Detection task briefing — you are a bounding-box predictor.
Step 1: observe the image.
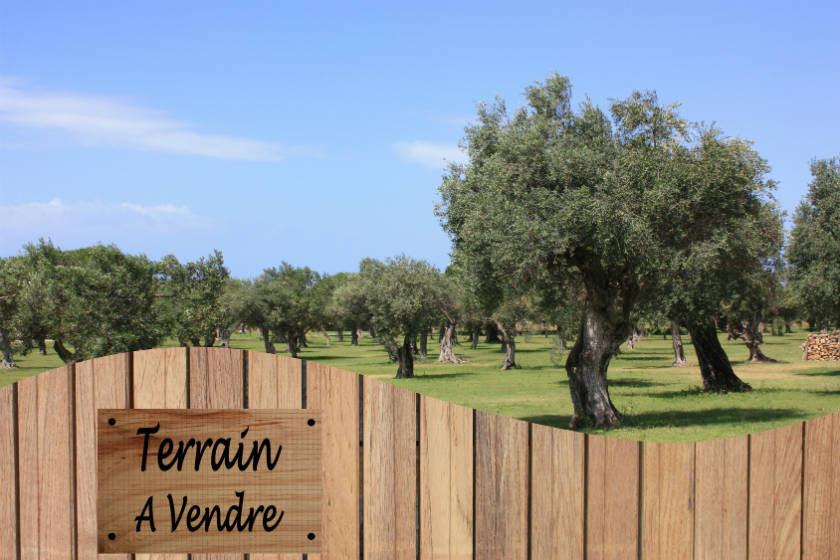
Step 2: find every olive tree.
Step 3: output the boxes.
[438,74,776,427]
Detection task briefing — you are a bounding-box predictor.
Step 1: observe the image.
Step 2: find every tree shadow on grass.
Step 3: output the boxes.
[608,377,664,388]
[411,371,478,380]
[647,387,796,398]
[797,368,840,377]
[523,407,802,431]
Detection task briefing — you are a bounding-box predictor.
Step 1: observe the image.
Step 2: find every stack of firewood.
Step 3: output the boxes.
[801,331,840,360]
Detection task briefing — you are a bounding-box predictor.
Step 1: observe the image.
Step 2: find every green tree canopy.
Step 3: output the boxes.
[438,73,776,427]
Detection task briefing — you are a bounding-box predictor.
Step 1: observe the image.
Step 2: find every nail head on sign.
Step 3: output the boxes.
[108,533,116,541]
[307,419,315,426]
[108,418,116,426]
[307,533,316,540]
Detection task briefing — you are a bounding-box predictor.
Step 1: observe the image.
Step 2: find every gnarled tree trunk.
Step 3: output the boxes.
[336,328,344,342]
[0,329,18,368]
[556,326,567,351]
[565,308,625,429]
[350,325,359,346]
[494,320,516,370]
[53,339,76,364]
[419,329,428,358]
[471,325,480,350]
[396,334,414,378]
[727,320,775,363]
[259,327,275,354]
[37,338,47,355]
[439,319,466,364]
[670,321,688,366]
[689,320,752,391]
[321,327,332,346]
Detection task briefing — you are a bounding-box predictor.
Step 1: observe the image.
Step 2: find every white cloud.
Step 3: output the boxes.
[0,199,214,254]
[393,140,466,169]
[0,81,316,161]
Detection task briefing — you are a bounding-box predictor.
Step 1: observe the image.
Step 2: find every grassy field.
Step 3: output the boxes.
[3,328,839,442]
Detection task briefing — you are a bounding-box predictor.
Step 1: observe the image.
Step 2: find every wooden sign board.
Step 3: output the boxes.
[97,409,322,553]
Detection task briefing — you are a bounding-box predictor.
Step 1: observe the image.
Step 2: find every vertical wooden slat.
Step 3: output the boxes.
[75,352,130,560]
[695,435,748,559]
[420,396,473,559]
[642,441,695,559]
[363,380,416,559]
[803,412,840,559]
[248,352,304,560]
[474,410,528,559]
[587,435,638,560]
[189,347,245,560]
[306,362,360,560]
[530,424,584,559]
[17,367,75,559]
[0,384,18,558]
[133,347,188,560]
[749,423,802,559]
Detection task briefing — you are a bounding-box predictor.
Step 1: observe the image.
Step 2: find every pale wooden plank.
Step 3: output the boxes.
[133,348,188,560]
[363,379,416,559]
[134,347,187,409]
[749,424,802,559]
[16,375,39,559]
[74,353,130,560]
[306,362,359,560]
[474,410,528,559]
[18,366,75,559]
[587,435,638,560]
[189,347,245,560]
[803,413,836,559]
[642,441,694,559]
[420,396,473,559]
[530,423,584,560]
[0,384,18,558]
[248,351,303,560]
[695,436,748,560]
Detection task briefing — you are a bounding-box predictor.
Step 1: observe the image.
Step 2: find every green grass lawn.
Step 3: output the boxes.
[3,328,839,442]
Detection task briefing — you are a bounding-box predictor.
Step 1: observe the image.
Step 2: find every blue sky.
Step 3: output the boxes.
[1,1,838,278]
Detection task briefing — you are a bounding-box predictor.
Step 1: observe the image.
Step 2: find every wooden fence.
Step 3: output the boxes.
[0,347,838,559]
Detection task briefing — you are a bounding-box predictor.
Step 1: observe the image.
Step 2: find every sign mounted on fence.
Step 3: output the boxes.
[97,409,322,554]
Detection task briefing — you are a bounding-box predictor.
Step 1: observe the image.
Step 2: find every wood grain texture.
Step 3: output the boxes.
[75,352,131,560]
[420,396,473,560]
[474,410,528,559]
[803,412,840,559]
[0,384,17,559]
[695,436,748,560]
[530,423,584,560]
[587,435,639,560]
[17,366,75,560]
[749,423,802,559]
[363,380,416,559]
[189,348,245,560]
[642,441,694,559]
[248,352,304,560]
[134,347,188,560]
[97,409,321,554]
[134,347,187,409]
[305,362,359,560]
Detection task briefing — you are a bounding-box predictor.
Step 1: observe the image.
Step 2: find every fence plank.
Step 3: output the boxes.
[749,423,802,559]
[364,379,416,559]
[695,436,748,559]
[0,384,18,558]
[587,435,638,560]
[530,424,584,560]
[306,362,360,560]
[17,367,75,559]
[75,353,131,560]
[475,410,528,559]
[248,352,304,560]
[420,396,473,559]
[642,441,694,559]
[803,412,840,559]
[133,347,189,560]
[189,347,245,560]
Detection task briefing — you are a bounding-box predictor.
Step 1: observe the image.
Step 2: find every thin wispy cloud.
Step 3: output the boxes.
[1,199,215,254]
[0,81,317,161]
[393,140,466,169]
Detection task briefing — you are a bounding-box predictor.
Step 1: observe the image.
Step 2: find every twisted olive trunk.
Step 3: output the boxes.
[439,319,466,364]
[0,329,18,368]
[671,321,688,366]
[396,334,414,378]
[689,320,752,391]
[494,319,516,370]
[727,320,775,363]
